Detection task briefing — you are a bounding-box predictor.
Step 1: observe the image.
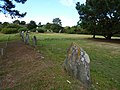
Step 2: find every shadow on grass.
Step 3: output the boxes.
[87,38,120,44]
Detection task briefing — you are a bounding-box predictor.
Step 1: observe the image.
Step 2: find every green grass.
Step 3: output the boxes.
[0,33,20,48]
[1,33,120,90]
[0,33,20,42]
[30,33,120,90]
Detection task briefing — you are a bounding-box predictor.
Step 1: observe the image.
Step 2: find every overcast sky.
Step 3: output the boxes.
[0,0,86,26]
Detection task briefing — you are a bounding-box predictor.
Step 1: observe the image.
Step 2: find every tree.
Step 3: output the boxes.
[0,0,27,18]
[27,20,37,30]
[2,22,9,27]
[76,0,120,39]
[20,21,26,25]
[50,24,63,33]
[45,23,51,30]
[13,20,20,24]
[38,22,41,27]
[53,18,62,26]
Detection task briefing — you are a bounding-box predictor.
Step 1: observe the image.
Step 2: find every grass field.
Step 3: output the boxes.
[31,33,120,90]
[0,33,120,90]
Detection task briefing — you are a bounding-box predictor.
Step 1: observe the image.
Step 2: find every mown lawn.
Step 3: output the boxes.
[0,33,120,90]
[30,33,120,90]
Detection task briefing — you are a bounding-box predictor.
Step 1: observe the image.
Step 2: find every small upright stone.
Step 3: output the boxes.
[63,42,90,88]
[32,36,37,47]
[20,31,24,42]
[25,32,29,45]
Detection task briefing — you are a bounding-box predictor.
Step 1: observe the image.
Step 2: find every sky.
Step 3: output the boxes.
[0,0,86,27]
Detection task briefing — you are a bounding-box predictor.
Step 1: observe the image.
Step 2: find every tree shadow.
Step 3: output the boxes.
[87,38,120,44]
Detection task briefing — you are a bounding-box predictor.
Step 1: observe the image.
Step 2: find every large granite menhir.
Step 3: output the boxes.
[63,42,90,88]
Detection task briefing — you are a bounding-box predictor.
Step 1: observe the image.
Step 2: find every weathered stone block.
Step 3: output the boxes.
[20,31,24,42]
[25,32,29,45]
[63,42,90,88]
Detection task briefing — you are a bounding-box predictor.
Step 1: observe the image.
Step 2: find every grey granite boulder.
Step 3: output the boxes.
[63,42,90,88]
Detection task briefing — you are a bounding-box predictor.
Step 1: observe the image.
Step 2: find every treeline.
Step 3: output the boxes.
[0,19,88,34]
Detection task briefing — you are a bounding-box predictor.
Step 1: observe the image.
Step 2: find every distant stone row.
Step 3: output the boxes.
[20,31,37,47]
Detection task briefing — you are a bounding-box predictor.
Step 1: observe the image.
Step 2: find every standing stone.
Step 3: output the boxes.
[32,36,37,47]
[59,30,62,33]
[63,42,90,88]
[25,32,29,45]
[20,31,24,42]
[1,48,4,56]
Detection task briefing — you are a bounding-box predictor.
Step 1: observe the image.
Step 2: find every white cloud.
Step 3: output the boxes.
[60,16,78,26]
[0,14,15,23]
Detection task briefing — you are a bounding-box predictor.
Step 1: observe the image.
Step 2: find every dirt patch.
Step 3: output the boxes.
[0,41,54,89]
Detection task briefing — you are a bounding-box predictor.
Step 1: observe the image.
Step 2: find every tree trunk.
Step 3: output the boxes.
[92,30,96,39]
[93,34,95,39]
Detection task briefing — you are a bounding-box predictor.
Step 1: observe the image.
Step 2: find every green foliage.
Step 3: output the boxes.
[52,18,62,26]
[2,22,9,27]
[64,27,75,34]
[76,0,120,39]
[37,27,45,33]
[1,28,18,34]
[13,20,20,24]
[18,27,28,32]
[43,23,63,33]
[38,22,41,27]
[1,24,21,34]
[6,24,22,29]
[27,20,37,30]
[50,24,63,33]
[0,0,27,18]
[64,26,89,34]
[20,21,26,25]
[0,24,2,31]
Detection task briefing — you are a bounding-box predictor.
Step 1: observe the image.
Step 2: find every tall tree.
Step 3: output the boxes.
[0,0,27,18]
[52,18,62,26]
[50,24,63,33]
[38,22,41,27]
[27,20,37,30]
[76,0,120,39]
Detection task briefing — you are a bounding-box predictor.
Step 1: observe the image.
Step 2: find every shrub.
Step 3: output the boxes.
[6,24,22,29]
[65,29,75,34]
[1,28,18,34]
[113,34,120,37]
[18,27,28,32]
[37,28,45,33]
[31,29,36,32]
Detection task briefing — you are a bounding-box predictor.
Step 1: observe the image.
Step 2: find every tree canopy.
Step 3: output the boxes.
[52,18,62,26]
[13,20,20,24]
[27,20,37,30]
[0,0,27,18]
[76,0,120,39]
